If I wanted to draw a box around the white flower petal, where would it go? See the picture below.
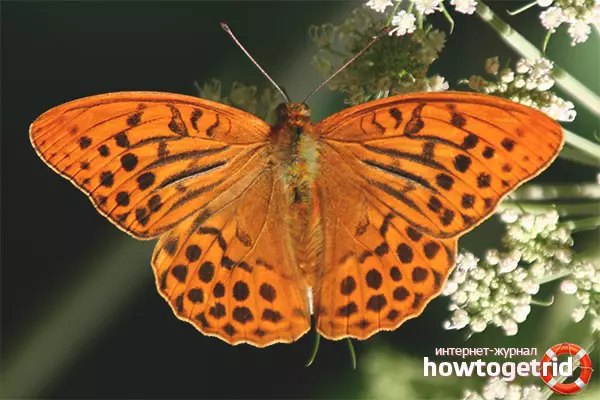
[366,0,393,13]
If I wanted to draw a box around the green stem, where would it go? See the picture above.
[536,269,573,285]
[475,1,600,119]
[439,2,455,34]
[507,1,537,16]
[346,338,357,370]
[305,332,321,367]
[498,202,600,217]
[563,128,600,163]
[559,144,600,167]
[542,29,552,53]
[507,183,600,201]
[385,2,402,26]
[531,296,555,307]
[559,216,600,232]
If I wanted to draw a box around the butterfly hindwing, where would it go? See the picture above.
[29,92,270,239]
[152,164,311,346]
[314,141,457,340]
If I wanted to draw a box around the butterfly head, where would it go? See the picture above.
[276,103,311,127]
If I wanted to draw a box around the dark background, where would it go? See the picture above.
[2,1,598,398]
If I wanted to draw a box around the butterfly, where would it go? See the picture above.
[29,89,564,347]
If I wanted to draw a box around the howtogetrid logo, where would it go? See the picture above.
[540,342,593,396]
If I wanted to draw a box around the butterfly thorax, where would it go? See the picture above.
[270,103,322,287]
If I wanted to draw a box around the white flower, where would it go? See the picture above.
[428,75,449,91]
[592,316,600,332]
[529,58,554,79]
[483,378,508,399]
[444,308,470,330]
[390,10,417,36]
[541,96,576,122]
[536,76,555,91]
[366,0,393,13]
[515,59,531,74]
[485,250,501,266]
[463,391,484,400]
[540,6,565,30]
[498,252,521,274]
[513,305,531,323]
[568,20,592,45]
[413,0,443,15]
[514,78,526,89]
[443,280,459,296]
[519,214,536,231]
[503,319,519,336]
[560,280,578,295]
[500,69,515,83]
[500,209,520,224]
[572,306,586,322]
[451,0,477,15]
[522,281,540,295]
[537,0,553,7]
[457,252,479,271]
[471,318,487,332]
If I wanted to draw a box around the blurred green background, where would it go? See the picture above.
[1,1,598,399]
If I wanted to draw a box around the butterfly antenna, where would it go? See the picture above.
[221,23,291,103]
[302,26,390,104]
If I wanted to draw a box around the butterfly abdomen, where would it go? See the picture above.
[271,119,322,287]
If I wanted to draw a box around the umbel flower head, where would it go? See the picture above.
[537,0,600,46]
[464,56,577,122]
[310,7,448,105]
[560,260,600,330]
[443,210,575,336]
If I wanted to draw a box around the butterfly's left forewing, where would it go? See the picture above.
[313,92,563,340]
[30,92,269,239]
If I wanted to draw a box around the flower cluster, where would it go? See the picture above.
[560,260,600,330]
[501,209,574,276]
[310,7,448,105]
[465,57,577,121]
[443,250,540,336]
[367,0,479,22]
[537,0,600,46]
[463,377,543,400]
[194,79,281,122]
[443,209,575,336]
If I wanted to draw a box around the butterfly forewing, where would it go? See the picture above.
[313,91,564,340]
[317,92,564,238]
[30,92,270,239]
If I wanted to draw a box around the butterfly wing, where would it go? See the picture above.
[313,91,563,340]
[30,92,269,239]
[152,164,311,346]
[31,91,311,346]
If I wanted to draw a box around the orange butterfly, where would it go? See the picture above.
[29,27,564,348]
